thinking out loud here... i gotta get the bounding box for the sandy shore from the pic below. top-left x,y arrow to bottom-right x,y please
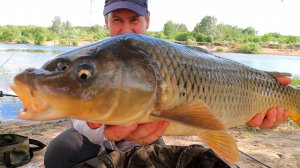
1,120 -> 299,168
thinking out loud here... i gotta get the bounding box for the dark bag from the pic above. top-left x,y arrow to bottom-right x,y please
73,144 -> 237,168
0,134 -> 46,168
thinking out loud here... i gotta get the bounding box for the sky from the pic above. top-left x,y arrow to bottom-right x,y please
0,0 -> 299,36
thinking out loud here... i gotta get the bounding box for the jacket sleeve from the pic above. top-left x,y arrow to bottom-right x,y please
72,119 -> 105,144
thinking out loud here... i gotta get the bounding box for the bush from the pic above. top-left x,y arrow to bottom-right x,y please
59,38 -> 67,45
186,36 -> 197,46
175,32 -> 192,41
17,36 -> 30,44
92,33 -> 107,41
71,39 -> 78,46
235,42 -> 261,54
216,47 -> 223,52
193,32 -> 207,42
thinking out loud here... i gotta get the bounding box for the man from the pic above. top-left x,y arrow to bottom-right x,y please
44,0 -> 289,167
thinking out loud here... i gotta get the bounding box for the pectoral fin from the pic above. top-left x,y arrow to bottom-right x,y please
198,130 -> 240,163
151,100 -> 224,130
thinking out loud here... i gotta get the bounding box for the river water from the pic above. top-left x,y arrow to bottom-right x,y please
0,43 -> 299,121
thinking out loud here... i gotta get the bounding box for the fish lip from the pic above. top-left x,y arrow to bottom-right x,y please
11,81 -> 50,120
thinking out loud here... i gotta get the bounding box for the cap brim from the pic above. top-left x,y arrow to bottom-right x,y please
103,1 -> 147,16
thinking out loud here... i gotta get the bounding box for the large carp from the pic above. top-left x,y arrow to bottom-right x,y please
11,34 -> 300,163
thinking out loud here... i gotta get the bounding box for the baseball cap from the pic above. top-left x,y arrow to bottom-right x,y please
103,0 -> 148,16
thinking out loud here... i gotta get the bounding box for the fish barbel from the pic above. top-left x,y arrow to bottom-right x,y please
11,34 -> 300,163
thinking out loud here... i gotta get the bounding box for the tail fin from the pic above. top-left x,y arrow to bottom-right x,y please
289,115 -> 300,126
289,86 -> 300,126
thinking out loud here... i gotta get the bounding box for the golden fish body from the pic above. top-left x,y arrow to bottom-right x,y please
11,34 -> 300,163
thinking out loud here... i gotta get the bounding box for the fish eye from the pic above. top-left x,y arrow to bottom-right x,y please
78,69 -> 92,80
77,63 -> 95,81
57,62 -> 68,71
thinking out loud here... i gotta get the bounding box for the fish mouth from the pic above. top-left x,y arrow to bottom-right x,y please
11,81 -> 51,120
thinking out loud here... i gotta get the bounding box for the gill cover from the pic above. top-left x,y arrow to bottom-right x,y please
89,45 -> 162,124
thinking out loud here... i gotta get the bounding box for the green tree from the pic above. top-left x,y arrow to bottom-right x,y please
193,16 -> 220,42
147,31 -> 167,39
51,16 -> 64,37
175,32 -> 192,41
64,21 -> 72,31
217,24 -> 243,42
18,26 -> 33,43
285,35 -> 299,44
0,25 -> 20,42
62,20 -> 73,35
163,21 -> 176,38
163,20 -> 188,39
176,24 -> 188,33
31,26 -> 48,45
193,32 -> 207,42
87,25 -> 108,41
242,27 -> 257,35
261,33 -> 277,43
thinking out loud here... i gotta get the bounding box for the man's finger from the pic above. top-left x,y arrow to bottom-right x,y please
104,124 -> 137,141
275,76 -> 292,85
127,121 -> 169,144
137,121 -> 168,144
86,122 -> 102,129
270,108 -> 289,129
246,113 -> 264,127
259,108 -> 277,129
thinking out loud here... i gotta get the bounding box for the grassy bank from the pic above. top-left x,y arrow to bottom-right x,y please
292,76 -> 300,86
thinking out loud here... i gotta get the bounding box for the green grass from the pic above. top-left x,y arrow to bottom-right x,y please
284,118 -> 298,128
238,124 -> 265,134
216,47 -> 224,52
292,76 -> 300,86
292,153 -> 300,158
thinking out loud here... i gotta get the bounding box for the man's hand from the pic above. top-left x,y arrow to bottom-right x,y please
246,107 -> 288,129
246,76 -> 291,129
86,120 -> 169,145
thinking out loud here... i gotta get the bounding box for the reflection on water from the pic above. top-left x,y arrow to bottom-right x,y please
0,98 -> 23,121
1,44 -> 300,121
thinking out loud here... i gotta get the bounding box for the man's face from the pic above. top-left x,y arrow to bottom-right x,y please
105,9 -> 150,36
